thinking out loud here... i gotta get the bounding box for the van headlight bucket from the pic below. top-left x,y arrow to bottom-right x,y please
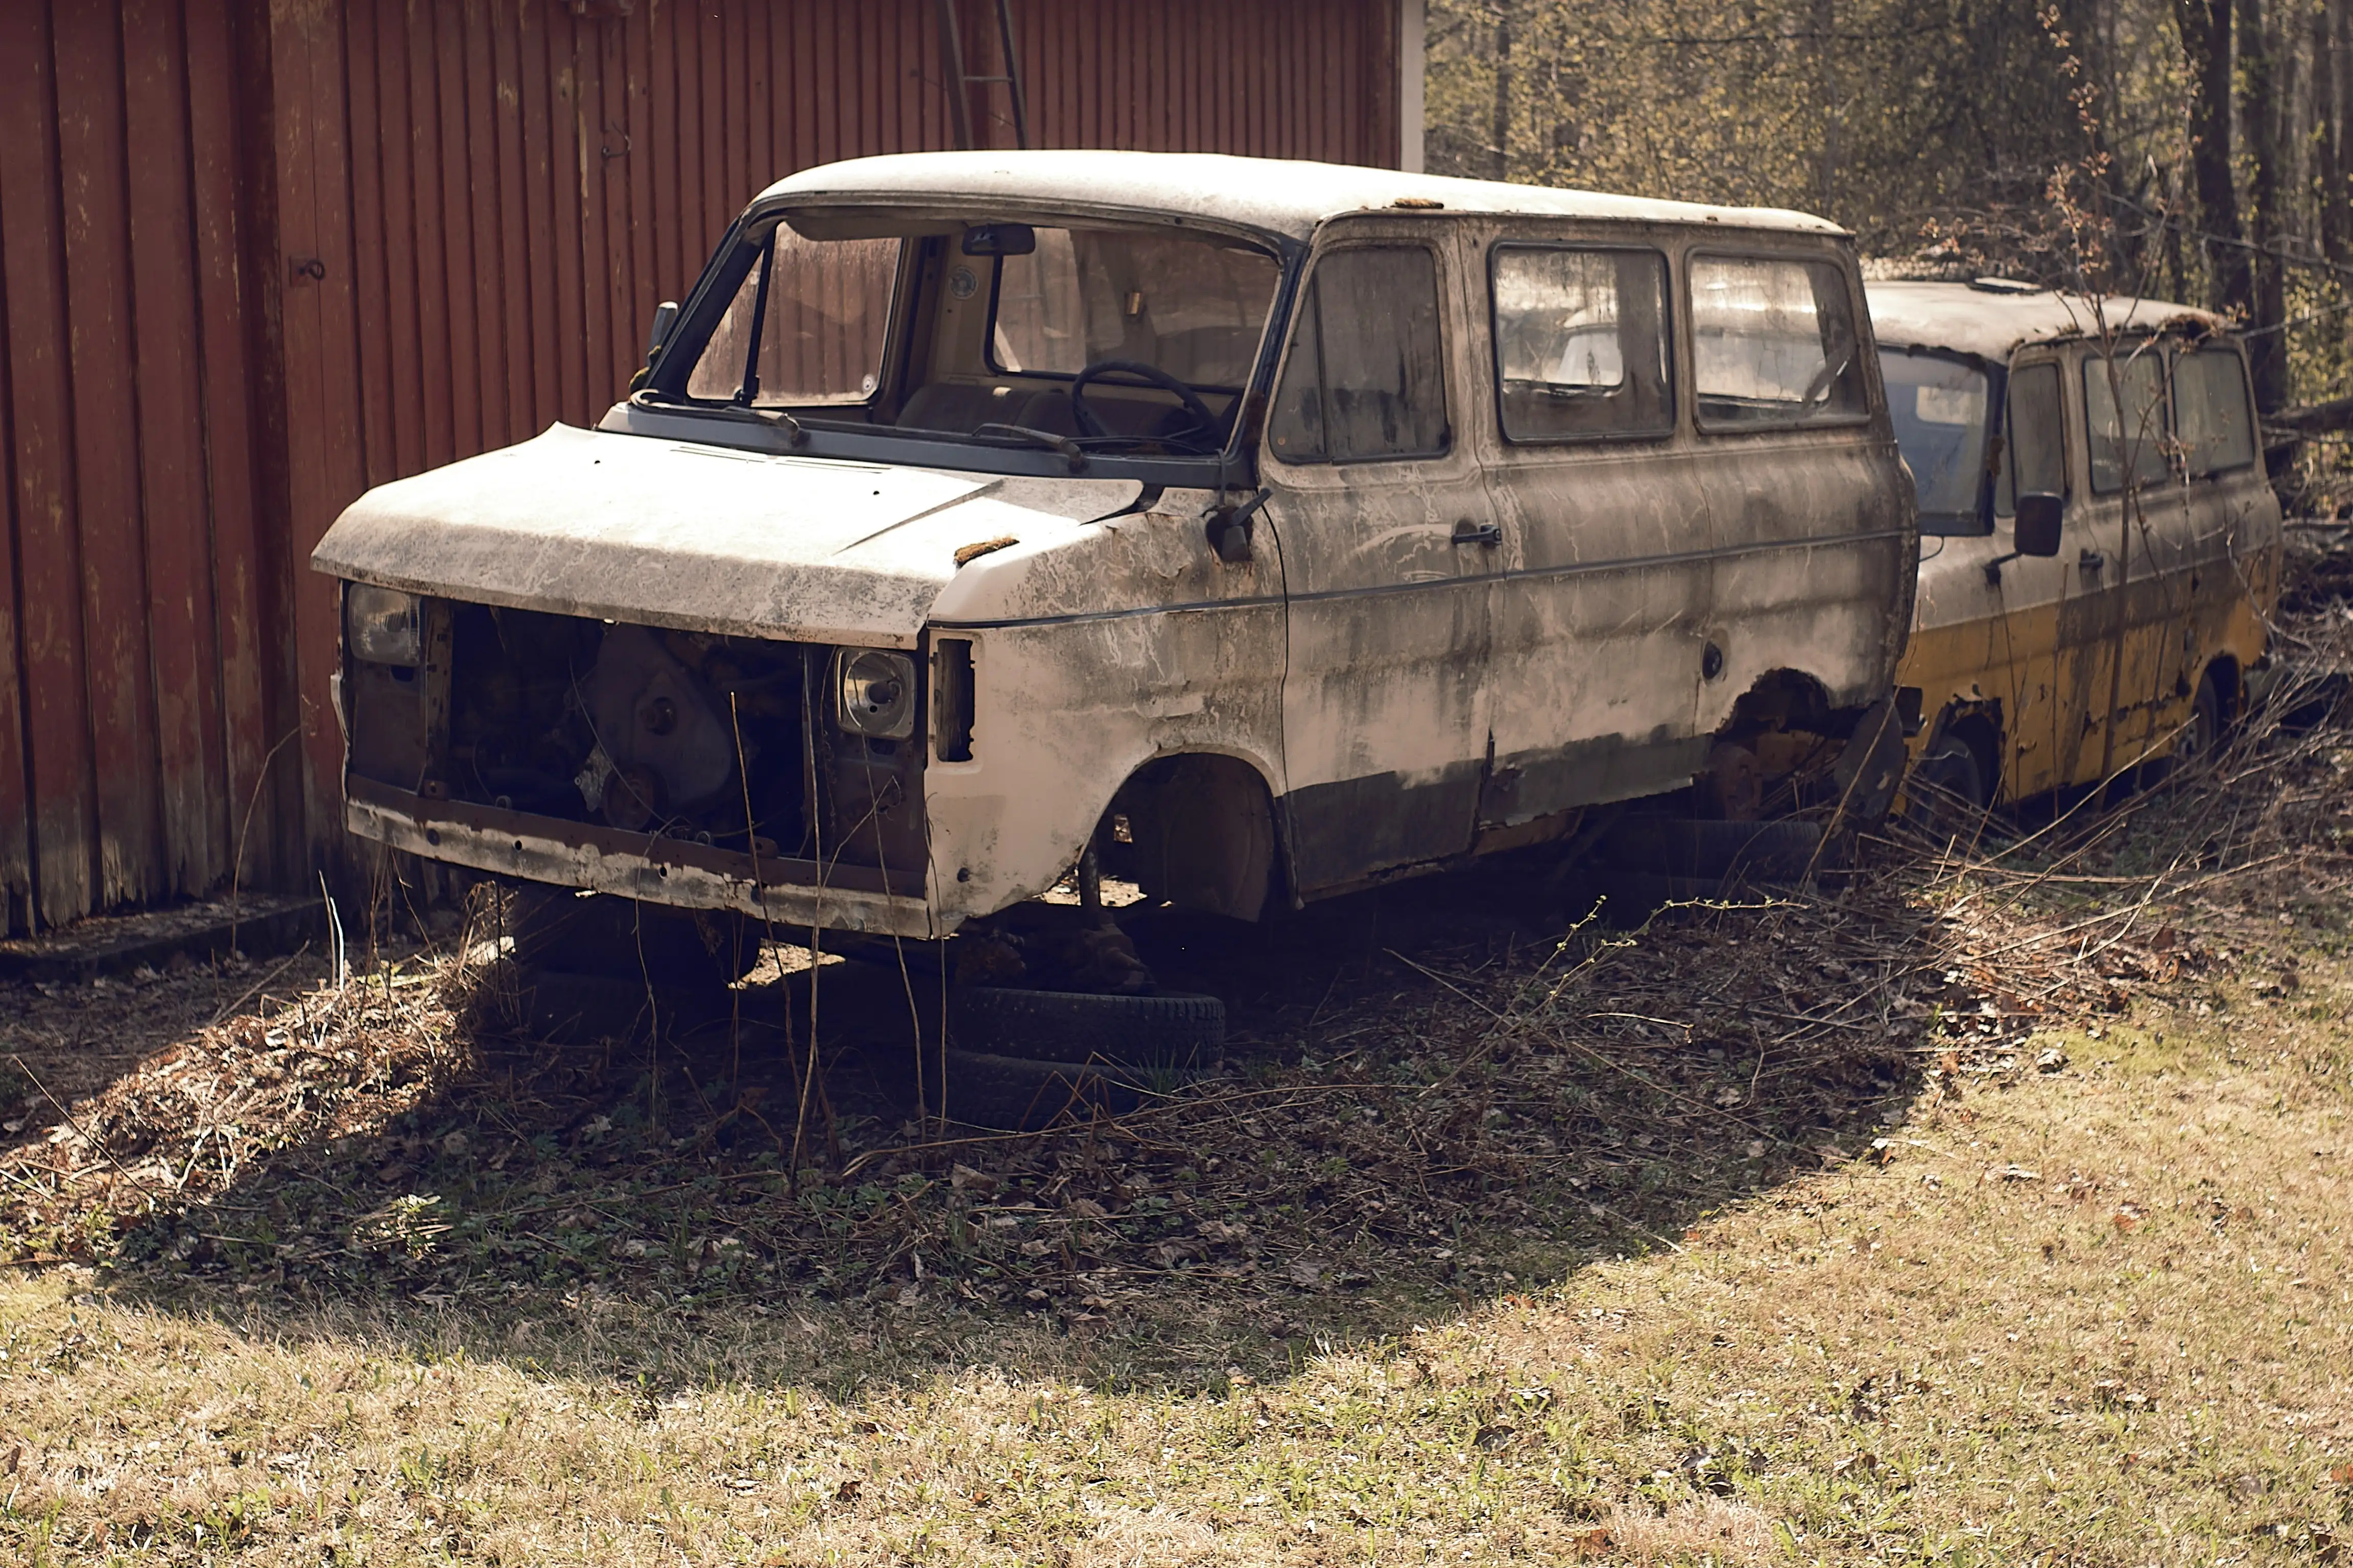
835,648 -> 916,740
345,584 -> 422,666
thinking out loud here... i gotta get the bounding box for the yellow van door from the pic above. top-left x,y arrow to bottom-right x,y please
2170,342 -> 2269,733
2076,343 -> 2172,780
1975,358 -> 2078,799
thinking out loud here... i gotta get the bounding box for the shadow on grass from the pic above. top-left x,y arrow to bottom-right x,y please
23,845 -> 1975,1401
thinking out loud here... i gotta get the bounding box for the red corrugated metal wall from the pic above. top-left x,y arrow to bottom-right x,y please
1,0 -> 1402,936
0,0 -> 295,937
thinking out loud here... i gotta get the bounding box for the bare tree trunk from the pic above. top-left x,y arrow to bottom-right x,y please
1489,2 -> 1513,182
2239,0 -> 2288,413
2162,161 -> 2188,299
1815,0 -> 1840,214
2058,0 -> 2135,282
2324,0 -> 2353,264
2174,0 -> 2254,321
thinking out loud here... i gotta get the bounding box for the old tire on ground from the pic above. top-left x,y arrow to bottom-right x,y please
1596,817 -> 1827,880
1905,735 -> 1989,842
950,985 -> 1225,1069
937,1047 -> 1216,1131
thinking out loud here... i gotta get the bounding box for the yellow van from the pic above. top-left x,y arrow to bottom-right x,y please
1866,280 -> 2281,819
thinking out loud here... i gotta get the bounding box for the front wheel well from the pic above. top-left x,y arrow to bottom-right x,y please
1101,753 -> 1279,922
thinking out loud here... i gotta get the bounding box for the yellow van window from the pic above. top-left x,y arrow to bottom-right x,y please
1490,247 -> 1672,441
1879,350 -> 1989,533
2083,347 -> 2168,493
2004,361 -> 2065,512
2175,346 -> 2255,477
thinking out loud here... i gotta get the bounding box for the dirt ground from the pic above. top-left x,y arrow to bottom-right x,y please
3,543 -> 2350,1564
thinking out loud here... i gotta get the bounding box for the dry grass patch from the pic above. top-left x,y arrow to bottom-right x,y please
3,969 -> 2348,1563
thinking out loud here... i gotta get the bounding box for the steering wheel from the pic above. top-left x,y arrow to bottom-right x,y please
1069,359 -> 1220,447
1799,354 -> 1852,414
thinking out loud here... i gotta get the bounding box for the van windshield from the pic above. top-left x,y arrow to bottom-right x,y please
660,214 -> 1282,476
1877,349 -> 1991,534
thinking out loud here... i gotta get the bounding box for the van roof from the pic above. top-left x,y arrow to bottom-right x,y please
1866,280 -> 2229,361
758,149 -> 1846,242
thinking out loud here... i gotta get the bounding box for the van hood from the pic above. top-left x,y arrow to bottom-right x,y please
310,424 -> 1145,648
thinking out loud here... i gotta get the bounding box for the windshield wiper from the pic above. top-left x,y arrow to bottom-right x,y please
971,422 -> 1088,473
632,389 -> 809,448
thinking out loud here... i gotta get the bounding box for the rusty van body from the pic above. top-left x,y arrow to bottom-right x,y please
312,151 -> 1916,947
1868,281 -> 2282,814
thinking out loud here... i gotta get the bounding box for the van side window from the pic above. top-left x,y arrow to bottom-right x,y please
2083,348 -> 2169,493
1489,247 -> 1671,441
1269,248 -> 1449,463
2001,361 -> 2065,514
2174,345 -> 2256,477
1689,256 -> 1867,429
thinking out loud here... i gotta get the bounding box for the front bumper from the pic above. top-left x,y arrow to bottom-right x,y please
345,777 -> 939,938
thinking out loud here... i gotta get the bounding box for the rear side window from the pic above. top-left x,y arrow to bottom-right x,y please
1689,256 -> 1867,429
1269,247 -> 1449,463
1999,361 -> 2066,515
2174,345 -> 2256,477
2084,348 -> 2169,493
1490,247 -> 1672,441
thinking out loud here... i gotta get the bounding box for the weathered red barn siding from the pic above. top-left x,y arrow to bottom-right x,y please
0,0 -> 293,937
0,0 -> 1404,936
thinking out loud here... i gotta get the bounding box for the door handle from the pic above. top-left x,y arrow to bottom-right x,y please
2078,548 -> 2106,572
1452,519 -> 1501,548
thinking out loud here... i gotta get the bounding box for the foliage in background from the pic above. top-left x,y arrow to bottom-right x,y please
1424,0 -> 2353,509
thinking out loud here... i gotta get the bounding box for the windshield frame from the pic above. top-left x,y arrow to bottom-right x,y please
625,198 -> 1303,487
1876,343 -> 2001,538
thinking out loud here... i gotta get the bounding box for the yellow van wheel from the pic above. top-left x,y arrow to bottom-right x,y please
2173,673 -> 2223,777
1905,735 -> 1989,845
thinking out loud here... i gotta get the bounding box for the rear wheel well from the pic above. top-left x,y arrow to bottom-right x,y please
1102,753 -> 1278,922
1716,668 -> 1836,742
1929,705 -> 2003,805
2198,656 -> 2241,726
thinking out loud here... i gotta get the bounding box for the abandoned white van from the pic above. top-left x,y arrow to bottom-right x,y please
1868,280 -> 2281,817
314,151 -> 1915,978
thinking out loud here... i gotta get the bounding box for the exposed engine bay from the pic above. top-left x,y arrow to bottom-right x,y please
345,599 -> 927,887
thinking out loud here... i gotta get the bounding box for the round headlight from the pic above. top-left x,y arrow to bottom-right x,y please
835,648 -> 916,740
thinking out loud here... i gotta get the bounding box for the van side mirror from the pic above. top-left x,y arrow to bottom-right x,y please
1984,492 -> 2065,585
2013,492 -> 2063,557
645,300 -> 680,362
